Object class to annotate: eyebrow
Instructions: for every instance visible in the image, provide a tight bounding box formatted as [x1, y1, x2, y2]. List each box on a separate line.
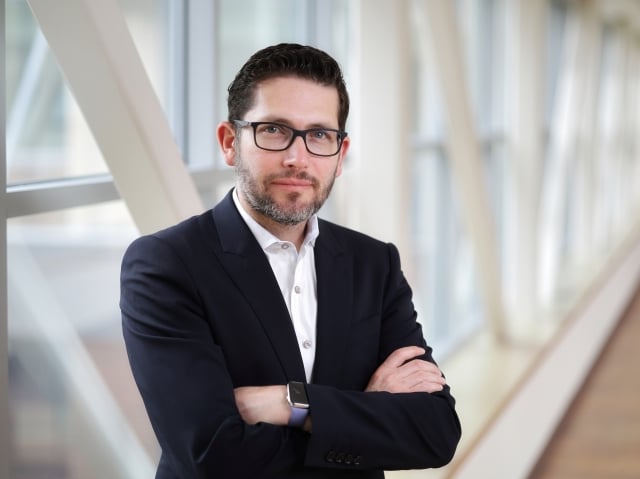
[257, 117, 339, 130]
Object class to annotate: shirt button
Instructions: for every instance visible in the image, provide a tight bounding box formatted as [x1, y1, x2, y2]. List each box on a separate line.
[302, 339, 313, 349]
[294, 285, 301, 294]
[281, 243, 289, 249]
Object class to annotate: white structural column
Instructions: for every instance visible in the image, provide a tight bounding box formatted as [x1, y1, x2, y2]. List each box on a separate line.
[26, 0, 203, 235]
[348, 0, 412, 260]
[503, 0, 547, 323]
[416, 1, 506, 340]
[538, 2, 597, 307]
[571, 1, 602, 275]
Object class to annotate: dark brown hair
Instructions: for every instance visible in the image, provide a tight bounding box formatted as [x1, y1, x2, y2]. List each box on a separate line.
[227, 43, 350, 130]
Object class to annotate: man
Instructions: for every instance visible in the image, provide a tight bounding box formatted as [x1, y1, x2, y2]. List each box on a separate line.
[121, 43, 461, 478]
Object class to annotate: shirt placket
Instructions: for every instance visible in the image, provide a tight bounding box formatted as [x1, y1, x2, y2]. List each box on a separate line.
[290, 245, 316, 382]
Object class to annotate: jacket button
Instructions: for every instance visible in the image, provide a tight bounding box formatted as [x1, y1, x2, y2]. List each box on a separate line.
[325, 450, 336, 463]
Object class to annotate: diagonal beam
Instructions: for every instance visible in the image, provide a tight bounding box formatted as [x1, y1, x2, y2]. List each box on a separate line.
[417, 0, 507, 342]
[26, 0, 203, 234]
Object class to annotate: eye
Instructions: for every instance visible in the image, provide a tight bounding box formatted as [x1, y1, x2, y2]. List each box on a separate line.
[264, 124, 280, 134]
[257, 123, 287, 135]
[313, 130, 327, 139]
[309, 129, 334, 141]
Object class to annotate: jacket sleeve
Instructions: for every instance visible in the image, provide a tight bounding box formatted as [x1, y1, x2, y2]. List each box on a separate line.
[303, 242, 461, 471]
[120, 234, 307, 478]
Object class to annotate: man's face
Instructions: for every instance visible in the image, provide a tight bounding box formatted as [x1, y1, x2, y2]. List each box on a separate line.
[222, 76, 349, 226]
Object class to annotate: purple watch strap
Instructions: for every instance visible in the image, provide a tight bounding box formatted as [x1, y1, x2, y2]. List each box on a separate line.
[288, 407, 309, 428]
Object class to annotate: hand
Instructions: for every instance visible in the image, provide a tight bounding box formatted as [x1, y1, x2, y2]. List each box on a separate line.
[365, 346, 446, 393]
[234, 385, 289, 425]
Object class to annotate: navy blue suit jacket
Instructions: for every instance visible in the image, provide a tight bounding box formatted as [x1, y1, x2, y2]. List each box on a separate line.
[121, 190, 460, 478]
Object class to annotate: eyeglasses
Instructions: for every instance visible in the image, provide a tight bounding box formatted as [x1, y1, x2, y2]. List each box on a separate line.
[232, 120, 347, 157]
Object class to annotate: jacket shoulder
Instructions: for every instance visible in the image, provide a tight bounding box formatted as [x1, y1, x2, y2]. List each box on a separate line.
[126, 210, 215, 256]
[318, 218, 390, 251]
[154, 210, 213, 240]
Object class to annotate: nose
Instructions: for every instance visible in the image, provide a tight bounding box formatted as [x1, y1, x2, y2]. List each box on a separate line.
[283, 135, 309, 168]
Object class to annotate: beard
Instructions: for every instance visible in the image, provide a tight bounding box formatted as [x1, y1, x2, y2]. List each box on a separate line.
[234, 154, 337, 226]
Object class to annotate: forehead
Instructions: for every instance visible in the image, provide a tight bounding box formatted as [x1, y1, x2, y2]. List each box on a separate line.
[248, 76, 340, 127]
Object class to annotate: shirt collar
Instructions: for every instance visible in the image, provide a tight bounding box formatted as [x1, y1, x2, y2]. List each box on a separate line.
[232, 188, 319, 251]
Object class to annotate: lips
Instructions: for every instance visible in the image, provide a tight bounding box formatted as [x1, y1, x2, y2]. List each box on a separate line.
[273, 179, 313, 187]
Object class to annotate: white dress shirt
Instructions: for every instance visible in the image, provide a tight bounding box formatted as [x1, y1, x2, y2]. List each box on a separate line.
[232, 189, 318, 382]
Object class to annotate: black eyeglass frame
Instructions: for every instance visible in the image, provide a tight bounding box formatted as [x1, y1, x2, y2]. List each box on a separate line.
[232, 120, 348, 157]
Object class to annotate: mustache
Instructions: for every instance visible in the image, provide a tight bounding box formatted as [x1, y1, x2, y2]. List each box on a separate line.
[267, 171, 319, 186]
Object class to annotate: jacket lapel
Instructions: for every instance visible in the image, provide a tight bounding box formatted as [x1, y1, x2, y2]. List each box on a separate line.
[312, 221, 353, 386]
[209, 191, 306, 382]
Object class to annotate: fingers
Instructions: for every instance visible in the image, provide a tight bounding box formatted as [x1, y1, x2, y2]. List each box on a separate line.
[383, 346, 427, 368]
[399, 362, 447, 393]
[386, 360, 446, 393]
[366, 346, 447, 394]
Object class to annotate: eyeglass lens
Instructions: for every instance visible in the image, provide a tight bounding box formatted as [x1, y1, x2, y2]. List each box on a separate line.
[254, 123, 341, 156]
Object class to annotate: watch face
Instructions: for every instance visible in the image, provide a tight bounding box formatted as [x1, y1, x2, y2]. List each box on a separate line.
[288, 381, 309, 408]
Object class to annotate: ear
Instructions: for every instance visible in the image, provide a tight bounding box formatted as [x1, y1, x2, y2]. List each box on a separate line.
[217, 122, 237, 166]
[334, 135, 350, 178]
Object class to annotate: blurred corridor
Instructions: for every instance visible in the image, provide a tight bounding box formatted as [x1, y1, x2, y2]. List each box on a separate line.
[529, 285, 640, 479]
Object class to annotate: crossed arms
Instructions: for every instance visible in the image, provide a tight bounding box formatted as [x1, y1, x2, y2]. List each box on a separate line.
[235, 346, 447, 431]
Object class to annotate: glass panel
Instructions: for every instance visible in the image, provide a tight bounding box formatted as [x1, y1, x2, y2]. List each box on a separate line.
[545, 0, 569, 131]
[7, 202, 159, 479]
[5, 0, 106, 184]
[483, 139, 507, 257]
[321, 0, 351, 70]
[5, 0, 180, 186]
[216, 0, 310, 124]
[118, 0, 184, 149]
[409, 3, 484, 355]
[410, 149, 483, 358]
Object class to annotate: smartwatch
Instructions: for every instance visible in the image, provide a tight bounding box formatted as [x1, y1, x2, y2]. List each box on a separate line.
[286, 381, 309, 428]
